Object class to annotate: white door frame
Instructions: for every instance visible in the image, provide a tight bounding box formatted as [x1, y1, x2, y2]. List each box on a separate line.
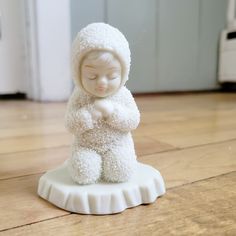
[25, 0, 72, 101]
[0, 0, 27, 94]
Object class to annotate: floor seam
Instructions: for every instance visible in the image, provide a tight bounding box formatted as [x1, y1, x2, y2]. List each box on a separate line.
[1, 170, 235, 232]
[167, 170, 236, 191]
[140, 137, 236, 158]
[0, 213, 71, 233]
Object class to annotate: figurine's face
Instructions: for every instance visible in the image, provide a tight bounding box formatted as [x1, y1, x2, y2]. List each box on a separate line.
[81, 51, 122, 98]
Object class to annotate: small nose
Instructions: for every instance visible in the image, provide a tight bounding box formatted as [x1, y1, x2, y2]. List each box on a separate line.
[97, 76, 107, 87]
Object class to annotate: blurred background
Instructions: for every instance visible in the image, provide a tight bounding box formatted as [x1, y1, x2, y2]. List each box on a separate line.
[0, 0, 235, 101]
[1, 1, 236, 233]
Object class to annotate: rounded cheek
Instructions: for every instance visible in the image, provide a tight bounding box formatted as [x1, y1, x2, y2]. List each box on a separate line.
[109, 84, 117, 92]
[83, 80, 95, 92]
[109, 79, 121, 91]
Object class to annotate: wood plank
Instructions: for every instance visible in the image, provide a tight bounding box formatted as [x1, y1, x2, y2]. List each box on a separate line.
[2, 171, 235, 235]
[140, 108, 236, 126]
[136, 94, 236, 148]
[0, 100, 65, 114]
[3, 112, 236, 155]
[0, 146, 69, 180]
[0, 101, 66, 137]
[135, 93, 236, 113]
[0, 174, 69, 231]
[0, 93, 236, 232]
[0, 103, 65, 128]
[151, 128, 236, 148]
[1, 93, 236, 148]
[0, 115, 64, 129]
[0, 136, 175, 180]
[1, 93, 235, 114]
[3, 108, 236, 156]
[134, 108, 236, 148]
[143, 139, 236, 188]
[134, 136, 176, 156]
[0, 133, 72, 154]
[0, 139, 235, 231]
[0, 124, 66, 139]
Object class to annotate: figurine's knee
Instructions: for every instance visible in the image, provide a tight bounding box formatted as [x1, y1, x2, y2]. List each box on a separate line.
[102, 146, 137, 183]
[68, 147, 102, 185]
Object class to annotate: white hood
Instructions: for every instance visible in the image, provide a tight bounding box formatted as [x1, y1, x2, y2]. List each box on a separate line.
[71, 23, 131, 90]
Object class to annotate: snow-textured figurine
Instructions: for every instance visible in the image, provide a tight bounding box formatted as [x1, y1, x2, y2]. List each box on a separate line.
[38, 22, 165, 214]
[65, 23, 140, 185]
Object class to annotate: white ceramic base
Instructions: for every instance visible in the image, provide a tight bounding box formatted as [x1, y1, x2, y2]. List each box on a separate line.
[38, 162, 165, 215]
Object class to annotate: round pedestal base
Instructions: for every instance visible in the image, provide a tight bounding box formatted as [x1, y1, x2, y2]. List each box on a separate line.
[38, 162, 165, 215]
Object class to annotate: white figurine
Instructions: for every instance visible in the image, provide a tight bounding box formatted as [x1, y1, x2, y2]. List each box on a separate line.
[38, 23, 165, 215]
[65, 23, 140, 185]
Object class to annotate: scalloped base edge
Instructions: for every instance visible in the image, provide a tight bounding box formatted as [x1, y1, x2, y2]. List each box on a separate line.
[38, 162, 165, 215]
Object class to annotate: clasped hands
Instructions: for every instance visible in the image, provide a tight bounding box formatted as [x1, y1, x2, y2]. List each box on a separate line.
[91, 99, 114, 121]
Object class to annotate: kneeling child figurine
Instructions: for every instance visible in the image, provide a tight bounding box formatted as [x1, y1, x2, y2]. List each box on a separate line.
[65, 23, 140, 185]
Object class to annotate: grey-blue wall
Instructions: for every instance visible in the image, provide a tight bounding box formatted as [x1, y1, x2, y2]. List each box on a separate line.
[71, 0, 227, 92]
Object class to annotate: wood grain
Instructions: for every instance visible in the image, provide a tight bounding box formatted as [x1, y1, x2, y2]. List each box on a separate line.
[134, 108, 236, 148]
[0, 123, 66, 139]
[0, 146, 69, 180]
[0, 135, 175, 180]
[0, 174, 68, 231]
[0, 139, 235, 231]
[2, 171, 235, 236]
[142, 139, 236, 188]
[134, 135, 176, 156]
[0, 93, 236, 235]
[0, 133, 72, 154]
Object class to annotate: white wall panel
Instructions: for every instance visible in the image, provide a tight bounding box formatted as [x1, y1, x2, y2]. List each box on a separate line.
[0, 0, 26, 94]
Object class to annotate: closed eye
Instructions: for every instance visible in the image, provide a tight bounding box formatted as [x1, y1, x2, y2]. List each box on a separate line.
[87, 75, 97, 80]
[108, 74, 119, 80]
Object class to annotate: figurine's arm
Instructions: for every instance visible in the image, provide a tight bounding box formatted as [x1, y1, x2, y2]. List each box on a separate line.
[106, 89, 140, 132]
[65, 89, 94, 135]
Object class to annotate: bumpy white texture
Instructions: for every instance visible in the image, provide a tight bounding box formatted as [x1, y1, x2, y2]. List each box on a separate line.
[67, 147, 102, 185]
[66, 23, 140, 185]
[38, 161, 166, 215]
[71, 22, 131, 89]
[65, 86, 140, 184]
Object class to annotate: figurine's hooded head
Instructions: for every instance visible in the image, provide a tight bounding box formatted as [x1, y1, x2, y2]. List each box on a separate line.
[72, 23, 131, 91]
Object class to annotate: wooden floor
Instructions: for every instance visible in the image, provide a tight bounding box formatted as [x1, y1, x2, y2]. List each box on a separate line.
[0, 92, 236, 235]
